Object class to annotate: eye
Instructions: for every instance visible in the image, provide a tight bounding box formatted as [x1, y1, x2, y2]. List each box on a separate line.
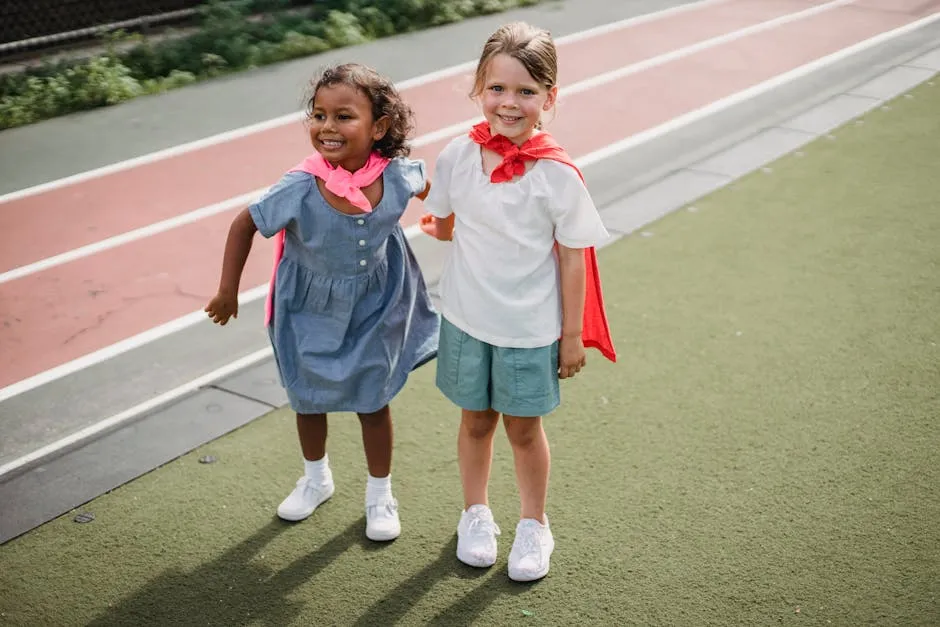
[312, 112, 326, 121]
[521, 89, 535, 96]
[489, 85, 503, 93]
[338, 114, 352, 120]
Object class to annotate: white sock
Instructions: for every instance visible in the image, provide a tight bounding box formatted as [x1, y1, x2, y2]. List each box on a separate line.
[366, 474, 393, 503]
[304, 454, 330, 483]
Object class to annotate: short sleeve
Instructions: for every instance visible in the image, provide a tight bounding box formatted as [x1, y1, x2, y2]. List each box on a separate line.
[546, 164, 610, 249]
[424, 136, 464, 218]
[248, 171, 313, 238]
[394, 157, 427, 197]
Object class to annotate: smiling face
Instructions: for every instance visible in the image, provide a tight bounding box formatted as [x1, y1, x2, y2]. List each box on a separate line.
[307, 83, 389, 171]
[479, 53, 557, 146]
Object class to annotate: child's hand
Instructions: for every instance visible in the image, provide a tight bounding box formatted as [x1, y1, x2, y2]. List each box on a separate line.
[558, 334, 586, 379]
[419, 213, 454, 241]
[205, 290, 239, 325]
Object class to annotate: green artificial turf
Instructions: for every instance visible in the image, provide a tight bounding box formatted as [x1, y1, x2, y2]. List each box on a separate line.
[2, 77, 939, 626]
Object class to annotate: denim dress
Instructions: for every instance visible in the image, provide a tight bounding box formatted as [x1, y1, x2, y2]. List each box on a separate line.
[249, 157, 439, 414]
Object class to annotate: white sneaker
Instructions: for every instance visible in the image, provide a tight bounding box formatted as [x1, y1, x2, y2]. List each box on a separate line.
[365, 497, 401, 541]
[508, 517, 554, 582]
[276, 476, 334, 521]
[457, 504, 501, 567]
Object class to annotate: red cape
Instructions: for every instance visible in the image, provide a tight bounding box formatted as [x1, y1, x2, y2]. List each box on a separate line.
[469, 122, 617, 362]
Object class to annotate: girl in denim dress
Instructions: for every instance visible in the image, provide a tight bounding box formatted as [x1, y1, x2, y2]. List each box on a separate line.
[206, 63, 439, 542]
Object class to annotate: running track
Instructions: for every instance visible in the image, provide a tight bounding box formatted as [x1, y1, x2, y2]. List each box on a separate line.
[0, 0, 937, 394]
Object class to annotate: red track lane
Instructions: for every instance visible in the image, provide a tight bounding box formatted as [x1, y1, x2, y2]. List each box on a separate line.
[548, 0, 929, 157]
[0, 0, 828, 272]
[0, 0, 934, 387]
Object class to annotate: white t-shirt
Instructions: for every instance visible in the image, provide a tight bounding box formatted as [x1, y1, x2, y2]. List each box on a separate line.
[425, 134, 609, 348]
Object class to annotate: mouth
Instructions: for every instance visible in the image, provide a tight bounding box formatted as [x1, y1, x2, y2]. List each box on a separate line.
[318, 138, 345, 150]
[496, 114, 523, 125]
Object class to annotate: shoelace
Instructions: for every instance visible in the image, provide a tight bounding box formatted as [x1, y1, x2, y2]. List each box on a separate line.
[516, 525, 544, 558]
[466, 515, 501, 538]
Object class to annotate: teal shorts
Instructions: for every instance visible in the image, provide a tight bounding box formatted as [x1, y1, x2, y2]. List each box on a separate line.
[435, 317, 560, 417]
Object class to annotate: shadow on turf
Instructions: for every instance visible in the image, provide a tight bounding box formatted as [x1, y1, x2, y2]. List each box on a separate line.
[352, 535, 534, 626]
[86, 517, 536, 625]
[86, 516, 370, 626]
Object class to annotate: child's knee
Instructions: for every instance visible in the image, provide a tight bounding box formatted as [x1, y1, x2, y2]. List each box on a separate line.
[503, 415, 543, 448]
[461, 409, 499, 439]
[358, 406, 391, 426]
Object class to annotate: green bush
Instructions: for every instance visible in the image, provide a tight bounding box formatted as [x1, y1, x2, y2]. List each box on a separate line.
[0, 0, 545, 131]
[0, 57, 143, 127]
[322, 11, 368, 47]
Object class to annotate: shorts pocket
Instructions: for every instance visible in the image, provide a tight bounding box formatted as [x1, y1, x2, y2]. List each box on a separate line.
[437, 318, 494, 411]
[516, 347, 556, 399]
[492, 343, 557, 416]
[436, 317, 464, 391]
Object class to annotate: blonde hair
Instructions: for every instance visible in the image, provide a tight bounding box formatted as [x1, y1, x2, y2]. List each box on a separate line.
[470, 22, 558, 99]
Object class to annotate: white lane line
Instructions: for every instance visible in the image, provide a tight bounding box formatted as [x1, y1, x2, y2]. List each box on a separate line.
[0, 0, 728, 206]
[0, 0, 845, 286]
[557, 0, 855, 95]
[575, 12, 940, 169]
[0, 284, 269, 404]
[2, 7, 936, 480]
[0, 348, 274, 479]
[0, 191, 260, 284]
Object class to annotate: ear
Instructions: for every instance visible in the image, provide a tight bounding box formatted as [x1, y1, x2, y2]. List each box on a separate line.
[372, 115, 391, 141]
[543, 86, 558, 111]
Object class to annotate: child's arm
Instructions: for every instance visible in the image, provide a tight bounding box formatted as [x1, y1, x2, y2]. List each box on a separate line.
[557, 243, 587, 379]
[419, 140, 462, 241]
[419, 213, 455, 241]
[417, 180, 455, 240]
[205, 209, 258, 325]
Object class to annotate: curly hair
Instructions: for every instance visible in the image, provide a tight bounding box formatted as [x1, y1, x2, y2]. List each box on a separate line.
[304, 63, 414, 159]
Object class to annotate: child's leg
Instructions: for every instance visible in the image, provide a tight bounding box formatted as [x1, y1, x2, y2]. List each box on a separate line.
[458, 408, 500, 508]
[502, 415, 550, 522]
[436, 318, 503, 563]
[358, 406, 400, 541]
[436, 316, 498, 508]
[503, 414, 554, 582]
[277, 412, 333, 522]
[456, 408, 502, 567]
[357, 406, 392, 478]
[297, 412, 328, 461]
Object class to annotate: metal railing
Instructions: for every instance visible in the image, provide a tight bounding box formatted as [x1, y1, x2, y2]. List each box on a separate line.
[0, 0, 205, 55]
